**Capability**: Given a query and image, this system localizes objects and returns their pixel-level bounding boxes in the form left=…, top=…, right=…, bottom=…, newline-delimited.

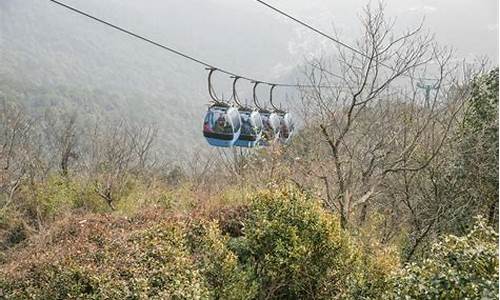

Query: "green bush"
left=347, top=244, right=399, bottom=299
left=120, top=223, right=210, bottom=299
left=386, top=217, right=499, bottom=299
left=72, top=180, right=112, bottom=213
left=22, top=175, right=80, bottom=221
left=115, top=182, right=198, bottom=215
left=0, top=264, right=101, bottom=300
left=0, top=221, right=211, bottom=299
left=187, top=220, right=257, bottom=300
left=241, top=187, right=358, bottom=299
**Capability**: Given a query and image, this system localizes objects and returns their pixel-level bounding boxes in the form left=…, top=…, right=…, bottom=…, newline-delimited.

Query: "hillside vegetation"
left=1, top=186, right=497, bottom=299
left=0, top=0, right=306, bottom=158
left=1, top=67, right=498, bottom=299
left=1, top=3, right=498, bottom=299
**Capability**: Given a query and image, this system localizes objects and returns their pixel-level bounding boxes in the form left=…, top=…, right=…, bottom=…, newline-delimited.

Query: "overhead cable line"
left=47, top=0, right=341, bottom=89
left=253, top=0, right=438, bottom=81
left=253, top=0, right=367, bottom=58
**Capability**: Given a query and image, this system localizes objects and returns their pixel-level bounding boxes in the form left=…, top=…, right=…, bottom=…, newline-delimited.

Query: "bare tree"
left=42, top=109, right=80, bottom=177
left=294, top=3, right=466, bottom=229
left=0, top=100, right=42, bottom=211
left=86, top=120, right=158, bottom=210
left=126, top=123, right=159, bottom=172
left=187, top=151, right=215, bottom=186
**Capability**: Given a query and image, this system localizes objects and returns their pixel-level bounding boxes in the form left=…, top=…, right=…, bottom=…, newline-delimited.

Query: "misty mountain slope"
left=1, top=0, right=310, bottom=158
left=2, top=0, right=496, bottom=159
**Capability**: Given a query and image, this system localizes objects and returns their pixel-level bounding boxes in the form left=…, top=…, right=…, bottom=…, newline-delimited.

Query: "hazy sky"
left=279, top=0, right=499, bottom=63
left=2, top=0, right=498, bottom=156
left=38, top=0, right=498, bottom=80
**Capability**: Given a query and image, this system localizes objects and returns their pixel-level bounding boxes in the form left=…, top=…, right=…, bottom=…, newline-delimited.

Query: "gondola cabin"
left=203, top=104, right=241, bottom=147
left=278, top=112, right=295, bottom=144
left=259, top=111, right=281, bottom=146
left=234, top=109, right=263, bottom=148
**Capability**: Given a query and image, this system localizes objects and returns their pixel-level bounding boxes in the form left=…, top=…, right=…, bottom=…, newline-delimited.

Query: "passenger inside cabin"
left=213, top=115, right=232, bottom=134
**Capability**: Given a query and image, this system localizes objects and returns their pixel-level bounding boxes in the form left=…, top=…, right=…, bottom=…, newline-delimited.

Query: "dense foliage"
left=457, top=68, right=499, bottom=227
left=387, top=218, right=499, bottom=299
left=1, top=187, right=497, bottom=299
left=240, top=188, right=356, bottom=299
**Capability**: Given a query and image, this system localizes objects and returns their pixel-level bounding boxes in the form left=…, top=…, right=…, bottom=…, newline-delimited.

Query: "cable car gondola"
left=203, top=103, right=241, bottom=147
left=252, top=82, right=280, bottom=146
left=234, top=108, right=263, bottom=148
left=202, top=68, right=241, bottom=147
left=259, top=110, right=280, bottom=146
left=278, top=112, right=295, bottom=144
left=269, top=84, right=295, bottom=144
left=231, top=77, right=263, bottom=148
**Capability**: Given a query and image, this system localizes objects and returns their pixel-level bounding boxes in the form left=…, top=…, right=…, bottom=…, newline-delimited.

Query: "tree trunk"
left=488, top=199, right=498, bottom=227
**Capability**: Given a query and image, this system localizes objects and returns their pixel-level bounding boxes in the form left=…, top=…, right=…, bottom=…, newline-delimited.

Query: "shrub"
left=386, top=217, right=499, bottom=299
left=21, top=175, right=80, bottom=222
left=0, top=209, right=31, bottom=251
left=0, top=218, right=210, bottom=299
left=0, top=264, right=101, bottom=300
left=118, top=222, right=211, bottom=299
left=187, top=220, right=257, bottom=300
left=241, top=187, right=358, bottom=299
left=72, top=180, right=111, bottom=213
left=207, top=205, right=249, bottom=237
left=346, top=214, right=401, bottom=299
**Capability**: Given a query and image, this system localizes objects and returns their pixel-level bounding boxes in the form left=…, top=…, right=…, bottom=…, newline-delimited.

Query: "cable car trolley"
left=202, top=68, right=241, bottom=147
left=251, top=82, right=280, bottom=146
left=232, top=77, right=263, bottom=148
left=268, top=84, right=295, bottom=144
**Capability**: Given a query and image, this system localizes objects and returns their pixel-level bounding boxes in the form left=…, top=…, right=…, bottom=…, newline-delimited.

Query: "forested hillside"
left=1, top=1, right=498, bottom=299
left=0, top=0, right=308, bottom=158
